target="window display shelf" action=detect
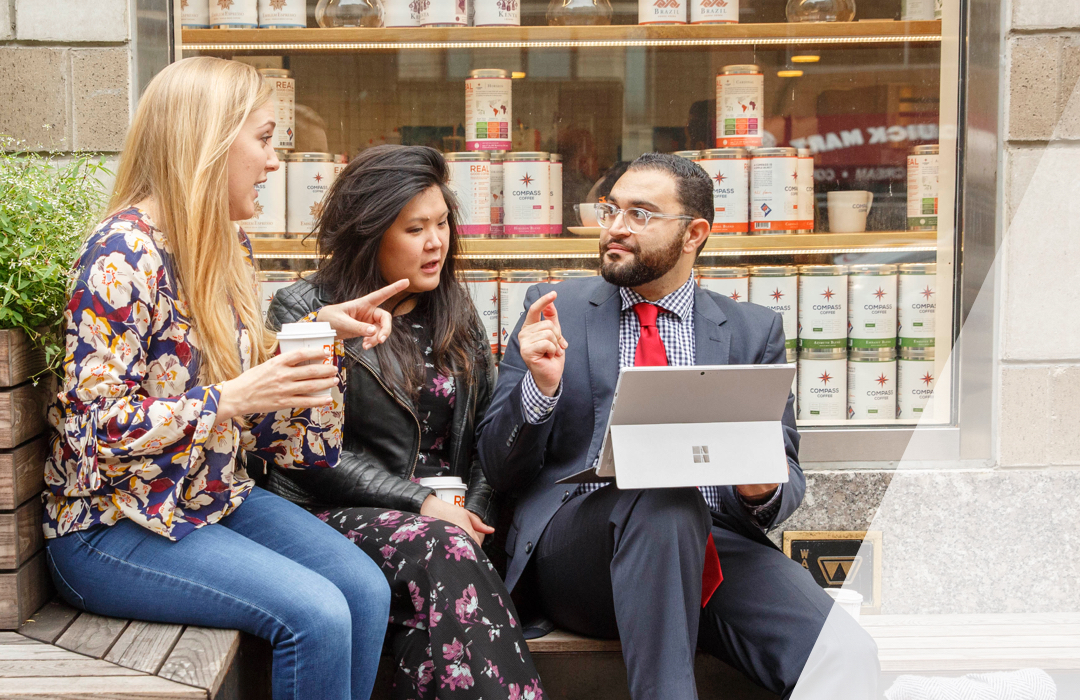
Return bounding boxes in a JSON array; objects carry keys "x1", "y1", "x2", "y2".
[
  {"x1": 249, "y1": 230, "x2": 936, "y2": 261},
  {"x1": 182, "y1": 20, "x2": 941, "y2": 53}
]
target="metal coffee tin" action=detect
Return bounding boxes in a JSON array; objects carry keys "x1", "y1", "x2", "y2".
[
  {"x1": 242, "y1": 153, "x2": 287, "y2": 236},
  {"x1": 549, "y1": 153, "x2": 563, "y2": 235},
  {"x1": 503, "y1": 152, "x2": 550, "y2": 238},
  {"x1": 692, "y1": 0, "x2": 738, "y2": 23},
  {"x1": 797, "y1": 147, "x2": 815, "y2": 233},
  {"x1": 640, "y1": 0, "x2": 687, "y2": 24},
  {"x1": 847, "y1": 264, "x2": 898, "y2": 349},
  {"x1": 445, "y1": 152, "x2": 491, "y2": 238},
  {"x1": 474, "y1": 0, "x2": 521, "y2": 26},
  {"x1": 697, "y1": 266, "x2": 748, "y2": 303},
  {"x1": 907, "y1": 144, "x2": 939, "y2": 231},
  {"x1": 181, "y1": 0, "x2": 211, "y2": 27},
  {"x1": 847, "y1": 347, "x2": 897, "y2": 420},
  {"x1": 421, "y1": 0, "x2": 469, "y2": 25},
  {"x1": 258, "y1": 68, "x2": 295, "y2": 151},
  {"x1": 797, "y1": 264, "x2": 847, "y2": 350},
  {"x1": 258, "y1": 0, "x2": 306, "y2": 27},
  {"x1": 716, "y1": 65, "x2": 763, "y2": 149},
  {"x1": 750, "y1": 147, "x2": 799, "y2": 234},
  {"x1": 210, "y1": 0, "x2": 257, "y2": 27},
  {"x1": 898, "y1": 262, "x2": 937, "y2": 347},
  {"x1": 460, "y1": 270, "x2": 500, "y2": 355},
  {"x1": 897, "y1": 345, "x2": 936, "y2": 419},
  {"x1": 797, "y1": 347, "x2": 847, "y2": 421},
  {"x1": 699, "y1": 148, "x2": 749, "y2": 234},
  {"x1": 384, "y1": 0, "x2": 421, "y2": 26},
  {"x1": 499, "y1": 270, "x2": 549, "y2": 354},
  {"x1": 489, "y1": 151, "x2": 506, "y2": 237},
  {"x1": 285, "y1": 152, "x2": 336, "y2": 235},
  {"x1": 749, "y1": 265, "x2": 798, "y2": 352},
  {"x1": 466, "y1": 69, "x2": 512, "y2": 152},
  {"x1": 258, "y1": 270, "x2": 300, "y2": 317}
]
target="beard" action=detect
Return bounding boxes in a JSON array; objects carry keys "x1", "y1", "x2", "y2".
[{"x1": 599, "y1": 228, "x2": 686, "y2": 288}]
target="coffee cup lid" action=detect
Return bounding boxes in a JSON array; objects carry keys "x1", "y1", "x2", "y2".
[
  {"x1": 277, "y1": 322, "x2": 336, "y2": 340},
  {"x1": 824, "y1": 588, "x2": 863, "y2": 605},
  {"x1": 418, "y1": 476, "x2": 467, "y2": 489}
]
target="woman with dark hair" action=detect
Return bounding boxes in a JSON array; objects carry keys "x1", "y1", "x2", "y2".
[{"x1": 266, "y1": 145, "x2": 544, "y2": 700}]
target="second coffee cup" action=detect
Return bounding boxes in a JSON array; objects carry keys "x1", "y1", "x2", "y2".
[
  {"x1": 277, "y1": 321, "x2": 337, "y2": 397},
  {"x1": 827, "y1": 190, "x2": 874, "y2": 233},
  {"x1": 419, "y1": 476, "x2": 468, "y2": 508}
]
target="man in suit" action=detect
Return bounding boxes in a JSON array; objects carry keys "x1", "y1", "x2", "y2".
[{"x1": 476, "y1": 153, "x2": 879, "y2": 700}]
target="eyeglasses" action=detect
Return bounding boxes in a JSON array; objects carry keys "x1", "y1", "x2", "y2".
[{"x1": 594, "y1": 202, "x2": 693, "y2": 234}]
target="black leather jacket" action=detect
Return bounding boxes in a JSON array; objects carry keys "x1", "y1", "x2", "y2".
[{"x1": 264, "y1": 278, "x2": 497, "y2": 524}]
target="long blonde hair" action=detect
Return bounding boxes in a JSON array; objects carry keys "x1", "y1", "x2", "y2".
[{"x1": 107, "y1": 57, "x2": 275, "y2": 384}]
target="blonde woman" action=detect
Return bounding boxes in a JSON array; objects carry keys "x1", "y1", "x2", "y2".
[{"x1": 42, "y1": 57, "x2": 405, "y2": 700}]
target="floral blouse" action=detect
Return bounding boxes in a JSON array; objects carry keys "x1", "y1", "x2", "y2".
[
  {"x1": 42, "y1": 208, "x2": 343, "y2": 541},
  {"x1": 404, "y1": 311, "x2": 457, "y2": 481}
]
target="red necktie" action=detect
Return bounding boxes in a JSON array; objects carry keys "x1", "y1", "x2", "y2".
[{"x1": 632, "y1": 302, "x2": 723, "y2": 607}]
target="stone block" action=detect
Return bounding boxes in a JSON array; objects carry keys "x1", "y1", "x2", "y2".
[
  {"x1": 1006, "y1": 35, "x2": 1062, "y2": 142},
  {"x1": 15, "y1": 0, "x2": 128, "y2": 42},
  {"x1": 0, "y1": 48, "x2": 70, "y2": 151},
  {"x1": 0, "y1": 1, "x2": 12, "y2": 41},
  {"x1": 71, "y1": 49, "x2": 130, "y2": 152},
  {"x1": 1004, "y1": 146, "x2": 1042, "y2": 227},
  {"x1": 1059, "y1": 38, "x2": 1080, "y2": 140},
  {"x1": 998, "y1": 365, "x2": 1050, "y2": 467},
  {"x1": 769, "y1": 470, "x2": 894, "y2": 547},
  {"x1": 1048, "y1": 366, "x2": 1080, "y2": 465},
  {"x1": 1011, "y1": 0, "x2": 1080, "y2": 30}
]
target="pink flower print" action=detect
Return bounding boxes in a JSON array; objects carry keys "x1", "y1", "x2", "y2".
[
  {"x1": 379, "y1": 544, "x2": 397, "y2": 561},
  {"x1": 417, "y1": 660, "x2": 434, "y2": 689},
  {"x1": 315, "y1": 511, "x2": 329, "y2": 522},
  {"x1": 455, "y1": 584, "x2": 481, "y2": 624},
  {"x1": 433, "y1": 374, "x2": 455, "y2": 398},
  {"x1": 442, "y1": 637, "x2": 464, "y2": 661},
  {"x1": 440, "y1": 661, "x2": 475, "y2": 691},
  {"x1": 509, "y1": 680, "x2": 544, "y2": 700},
  {"x1": 444, "y1": 530, "x2": 477, "y2": 561},
  {"x1": 373, "y1": 510, "x2": 405, "y2": 527},
  {"x1": 390, "y1": 519, "x2": 430, "y2": 542},
  {"x1": 429, "y1": 608, "x2": 443, "y2": 628},
  {"x1": 408, "y1": 581, "x2": 425, "y2": 614}
]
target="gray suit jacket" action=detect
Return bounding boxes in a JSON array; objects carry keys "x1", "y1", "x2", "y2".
[{"x1": 476, "y1": 275, "x2": 803, "y2": 592}]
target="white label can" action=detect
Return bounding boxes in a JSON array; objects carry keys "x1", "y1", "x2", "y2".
[
  {"x1": 489, "y1": 154, "x2": 505, "y2": 237},
  {"x1": 474, "y1": 0, "x2": 520, "y2": 25},
  {"x1": 750, "y1": 147, "x2": 800, "y2": 233},
  {"x1": 716, "y1": 65, "x2": 763, "y2": 148},
  {"x1": 259, "y1": 69, "x2": 295, "y2": 152},
  {"x1": 749, "y1": 266, "x2": 798, "y2": 352},
  {"x1": 466, "y1": 70, "x2": 512, "y2": 152},
  {"x1": 460, "y1": 270, "x2": 500, "y2": 355},
  {"x1": 897, "y1": 347, "x2": 936, "y2": 419},
  {"x1": 797, "y1": 148, "x2": 815, "y2": 232},
  {"x1": 898, "y1": 262, "x2": 936, "y2": 347},
  {"x1": 549, "y1": 155, "x2": 563, "y2": 235},
  {"x1": 499, "y1": 270, "x2": 548, "y2": 354},
  {"x1": 847, "y1": 349, "x2": 897, "y2": 420},
  {"x1": 258, "y1": 271, "x2": 300, "y2": 318},
  {"x1": 847, "y1": 265, "x2": 897, "y2": 349},
  {"x1": 901, "y1": 0, "x2": 935, "y2": 20},
  {"x1": 286, "y1": 153, "x2": 336, "y2": 235},
  {"x1": 503, "y1": 153, "x2": 550, "y2": 237},
  {"x1": 639, "y1": 0, "x2": 686, "y2": 24},
  {"x1": 797, "y1": 349, "x2": 847, "y2": 420},
  {"x1": 210, "y1": 0, "x2": 258, "y2": 27},
  {"x1": 699, "y1": 148, "x2": 748, "y2": 234},
  {"x1": 420, "y1": 0, "x2": 469, "y2": 26},
  {"x1": 384, "y1": 0, "x2": 421, "y2": 25},
  {"x1": 907, "y1": 145, "x2": 938, "y2": 231},
  {"x1": 697, "y1": 267, "x2": 748, "y2": 303},
  {"x1": 242, "y1": 159, "x2": 286, "y2": 235},
  {"x1": 258, "y1": 0, "x2": 306, "y2": 26},
  {"x1": 798, "y1": 265, "x2": 847, "y2": 350},
  {"x1": 181, "y1": 0, "x2": 211, "y2": 27},
  {"x1": 446, "y1": 153, "x2": 491, "y2": 238},
  {"x1": 691, "y1": 0, "x2": 738, "y2": 24}
]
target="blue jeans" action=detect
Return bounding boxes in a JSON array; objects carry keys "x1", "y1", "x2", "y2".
[{"x1": 46, "y1": 486, "x2": 391, "y2": 700}]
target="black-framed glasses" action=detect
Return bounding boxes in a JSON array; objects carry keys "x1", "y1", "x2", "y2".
[{"x1": 594, "y1": 202, "x2": 693, "y2": 234}]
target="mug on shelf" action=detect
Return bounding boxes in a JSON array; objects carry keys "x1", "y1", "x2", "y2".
[
  {"x1": 827, "y1": 190, "x2": 874, "y2": 233},
  {"x1": 577, "y1": 203, "x2": 599, "y2": 227}
]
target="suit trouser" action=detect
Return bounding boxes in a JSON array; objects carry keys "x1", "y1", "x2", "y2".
[{"x1": 532, "y1": 485, "x2": 880, "y2": 700}]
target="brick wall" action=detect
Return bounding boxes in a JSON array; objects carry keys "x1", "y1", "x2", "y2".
[{"x1": 0, "y1": 0, "x2": 132, "y2": 153}]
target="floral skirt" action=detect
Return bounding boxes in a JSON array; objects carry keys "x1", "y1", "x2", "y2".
[{"x1": 314, "y1": 507, "x2": 544, "y2": 700}]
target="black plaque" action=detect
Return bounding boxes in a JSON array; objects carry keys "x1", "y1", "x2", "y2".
[{"x1": 783, "y1": 531, "x2": 882, "y2": 613}]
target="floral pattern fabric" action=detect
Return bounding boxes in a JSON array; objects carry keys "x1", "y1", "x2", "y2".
[
  {"x1": 403, "y1": 312, "x2": 456, "y2": 480},
  {"x1": 43, "y1": 207, "x2": 343, "y2": 541},
  {"x1": 316, "y1": 507, "x2": 544, "y2": 700}
]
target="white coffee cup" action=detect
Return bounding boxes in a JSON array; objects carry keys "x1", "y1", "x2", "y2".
[
  {"x1": 827, "y1": 191, "x2": 874, "y2": 233},
  {"x1": 824, "y1": 588, "x2": 863, "y2": 620},
  {"x1": 419, "y1": 476, "x2": 468, "y2": 508},
  {"x1": 276, "y1": 321, "x2": 337, "y2": 397},
  {"x1": 577, "y1": 202, "x2": 599, "y2": 227}
]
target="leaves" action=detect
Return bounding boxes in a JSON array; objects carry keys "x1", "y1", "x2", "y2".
[{"x1": 0, "y1": 136, "x2": 110, "y2": 376}]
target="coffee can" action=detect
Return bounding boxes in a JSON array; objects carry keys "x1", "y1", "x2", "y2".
[
  {"x1": 549, "y1": 153, "x2": 563, "y2": 236},
  {"x1": 898, "y1": 262, "x2": 936, "y2": 348},
  {"x1": 384, "y1": 0, "x2": 421, "y2": 25},
  {"x1": 474, "y1": 0, "x2": 520, "y2": 26},
  {"x1": 901, "y1": 0, "x2": 935, "y2": 20},
  {"x1": 258, "y1": 69, "x2": 295, "y2": 151},
  {"x1": 210, "y1": 0, "x2": 257, "y2": 27},
  {"x1": 897, "y1": 346, "x2": 936, "y2": 419},
  {"x1": 691, "y1": 0, "x2": 738, "y2": 23},
  {"x1": 181, "y1": 0, "x2": 211, "y2": 27},
  {"x1": 460, "y1": 270, "x2": 500, "y2": 355},
  {"x1": 749, "y1": 266, "x2": 798, "y2": 353},
  {"x1": 499, "y1": 270, "x2": 549, "y2": 354},
  {"x1": 421, "y1": 0, "x2": 469, "y2": 26},
  {"x1": 639, "y1": 0, "x2": 686, "y2": 24},
  {"x1": 797, "y1": 347, "x2": 847, "y2": 421},
  {"x1": 798, "y1": 264, "x2": 847, "y2": 350},
  {"x1": 242, "y1": 155, "x2": 287, "y2": 236},
  {"x1": 699, "y1": 148, "x2": 749, "y2": 234},
  {"x1": 847, "y1": 264, "x2": 897, "y2": 349},
  {"x1": 285, "y1": 152, "x2": 336, "y2": 235},
  {"x1": 446, "y1": 152, "x2": 491, "y2": 238},
  {"x1": 715, "y1": 65, "x2": 763, "y2": 148},
  {"x1": 907, "y1": 144, "x2": 939, "y2": 231},
  {"x1": 750, "y1": 147, "x2": 800, "y2": 233},
  {"x1": 697, "y1": 266, "x2": 748, "y2": 303},
  {"x1": 503, "y1": 152, "x2": 550, "y2": 237},
  {"x1": 489, "y1": 152, "x2": 506, "y2": 236},
  {"x1": 847, "y1": 347, "x2": 897, "y2": 420},
  {"x1": 797, "y1": 147, "x2": 815, "y2": 232},
  {"x1": 550, "y1": 268, "x2": 597, "y2": 282},
  {"x1": 672, "y1": 150, "x2": 702, "y2": 161},
  {"x1": 466, "y1": 69, "x2": 512, "y2": 153},
  {"x1": 258, "y1": 0, "x2": 306, "y2": 27},
  {"x1": 258, "y1": 270, "x2": 300, "y2": 318}
]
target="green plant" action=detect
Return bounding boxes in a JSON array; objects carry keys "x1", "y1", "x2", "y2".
[{"x1": 0, "y1": 138, "x2": 111, "y2": 376}]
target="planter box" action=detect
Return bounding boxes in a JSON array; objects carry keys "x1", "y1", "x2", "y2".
[
  {"x1": 0, "y1": 329, "x2": 46, "y2": 389},
  {"x1": 0, "y1": 499, "x2": 44, "y2": 571},
  {"x1": 0, "y1": 438, "x2": 46, "y2": 511},
  {"x1": 0, "y1": 550, "x2": 50, "y2": 629},
  {"x1": 0, "y1": 382, "x2": 51, "y2": 450}
]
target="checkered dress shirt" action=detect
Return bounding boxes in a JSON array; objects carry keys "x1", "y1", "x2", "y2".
[{"x1": 519, "y1": 274, "x2": 783, "y2": 527}]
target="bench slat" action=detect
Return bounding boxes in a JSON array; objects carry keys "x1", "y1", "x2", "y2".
[
  {"x1": 0, "y1": 658, "x2": 146, "y2": 677},
  {"x1": 0, "y1": 674, "x2": 207, "y2": 698},
  {"x1": 158, "y1": 626, "x2": 241, "y2": 695},
  {"x1": 56, "y1": 612, "x2": 129, "y2": 659},
  {"x1": 0, "y1": 644, "x2": 90, "y2": 660},
  {"x1": 527, "y1": 630, "x2": 622, "y2": 654},
  {"x1": 106, "y1": 620, "x2": 186, "y2": 675},
  {"x1": 19, "y1": 600, "x2": 81, "y2": 643}
]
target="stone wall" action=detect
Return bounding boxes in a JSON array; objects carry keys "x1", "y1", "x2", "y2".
[{"x1": 0, "y1": 0, "x2": 132, "y2": 152}]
